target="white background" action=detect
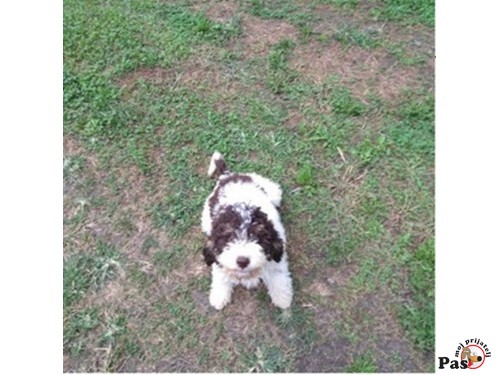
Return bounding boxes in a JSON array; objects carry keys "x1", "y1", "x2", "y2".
[{"x1": 436, "y1": 0, "x2": 500, "y2": 373}]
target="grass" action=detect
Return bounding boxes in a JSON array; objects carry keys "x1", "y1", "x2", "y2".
[
  {"x1": 64, "y1": 0, "x2": 434, "y2": 372},
  {"x1": 344, "y1": 353, "x2": 377, "y2": 372},
  {"x1": 63, "y1": 241, "x2": 121, "y2": 309},
  {"x1": 333, "y1": 25, "x2": 382, "y2": 49},
  {"x1": 371, "y1": 0, "x2": 435, "y2": 27},
  {"x1": 399, "y1": 238, "x2": 435, "y2": 351}
]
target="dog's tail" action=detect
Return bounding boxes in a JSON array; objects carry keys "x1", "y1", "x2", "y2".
[{"x1": 208, "y1": 151, "x2": 230, "y2": 178}]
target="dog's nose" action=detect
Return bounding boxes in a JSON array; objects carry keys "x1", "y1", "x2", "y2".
[
  {"x1": 476, "y1": 356, "x2": 482, "y2": 362},
  {"x1": 236, "y1": 256, "x2": 250, "y2": 269}
]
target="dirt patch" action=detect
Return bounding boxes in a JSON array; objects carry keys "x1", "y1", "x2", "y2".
[
  {"x1": 294, "y1": 258, "x2": 429, "y2": 373},
  {"x1": 325, "y1": 263, "x2": 359, "y2": 288},
  {"x1": 311, "y1": 2, "x2": 434, "y2": 58},
  {"x1": 116, "y1": 48, "x2": 254, "y2": 112},
  {"x1": 238, "y1": 16, "x2": 298, "y2": 58},
  {"x1": 63, "y1": 136, "x2": 179, "y2": 279},
  {"x1": 290, "y1": 40, "x2": 421, "y2": 100},
  {"x1": 198, "y1": 0, "x2": 239, "y2": 24},
  {"x1": 194, "y1": 1, "x2": 298, "y2": 58},
  {"x1": 116, "y1": 67, "x2": 178, "y2": 89},
  {"x1": 306, "y1": 263, "x2": 358, "y2": 298},
  {"x1": 64, "y1": 135, "x2": 209, "y2": 372},
  {"x1": 283, "y1": 1, "x2": 434, "y2": 101},
  {"x1": 179, "y1": 55, "x2": 245, "y2": 96},
  {"x1": 295, "y1": 336, "x2": 351, "y2": 371},
  {"x1": 352, "y1": 292, "x2": 428, "y2": 372},
  {"x1": 283, "y1": 109, "x2": 304, "y2": 131},
  {"x1": 154, "y1": 357, "x2": 193, "y2": 372},
  {"x1": 385, "y1": 206, "x2": 403, "y2": 237}
]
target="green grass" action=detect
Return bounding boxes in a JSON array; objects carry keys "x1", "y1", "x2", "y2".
[
  {"x1": 399, "y1": 238, "x2": 435, "y2": 351},
  {"x1": 371, "y1": 0, "x2": 435, "y2": 27},
  {"x1": 320, "y1": 0, "x2": 360, "y2": 9},
  {"x1": 64, "y1": 0, "x2": 434, "y2": 371},
  {"x1": 344, "y1": 353, "x2": 377, "y2": 372},
  {"x1": 333, "y1": 25, "x2": 382, "y2": 49}
]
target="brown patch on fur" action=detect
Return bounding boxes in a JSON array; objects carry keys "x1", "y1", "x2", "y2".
[
  {"x1": 248, "y1": 207, "x2": 283, "y2": 262},
  {"x1": 203, "y1": 201, "x2": 283, "y2": 266},
  {"x1": 218, "y1": 173, "x2": 253, "y2": 188},
  {"x1": 203, "y1": 205, "x2": 243, "y2": 265}
]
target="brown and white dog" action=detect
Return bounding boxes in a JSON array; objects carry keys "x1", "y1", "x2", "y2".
[{"x1": 201, "y1": 152, "x2": 293, "y2": 310}]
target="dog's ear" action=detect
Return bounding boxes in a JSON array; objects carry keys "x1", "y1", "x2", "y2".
[
  {"x1": 202, "y1": 241, "x2": 216, "y2": 266},
  {"x1": 249, "y1": 209, "x2": 284, "y2": 263},
  {"x1": 461, "y1": 348, "x2": 470, "y2": 360}
]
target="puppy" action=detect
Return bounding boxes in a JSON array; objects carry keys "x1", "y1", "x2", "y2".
[{"x1": 201, "y1": 152, "x2": 293, "y2": 310}]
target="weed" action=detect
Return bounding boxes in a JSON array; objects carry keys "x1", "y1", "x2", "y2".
[
  {"x1": 320, "y1": 0, "x2": 360, "y2": 9},
  {"x1": 295, "y1": 162, "x2": 314, "y2": 187},
  {"x1": 388, "y1": 42, "x2": 429, "y2": 66},
  {"x1": 352, "y1": 135, "x2": 390, "y2": 167},
  {"x1": 330, "y1": 87, "x2": 365, "y2": 116},
  {"x1": 344, "y1": 353, "x2": 378, "y2": 372},
  {"x1": 267, "y1": 39, "x2": 298, "y2": 93},
  {"x1": 334, "y1": 25, "x2": 382, "y2": 49},
  {"x1": 244, "y1": 345, "x2": 292, "y2": 372}
]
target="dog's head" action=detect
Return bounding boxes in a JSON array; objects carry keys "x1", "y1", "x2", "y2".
[
  {"x1": 461, "y1": 347, "x2": 483, "y2": 363},
  {"x1": 203, "y1": 204, "x2": 284, "y2": 277}
]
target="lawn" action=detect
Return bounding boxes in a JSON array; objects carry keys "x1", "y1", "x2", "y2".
[{"x1": 63, "y1": 0, "x2": 434, "y2": 371}]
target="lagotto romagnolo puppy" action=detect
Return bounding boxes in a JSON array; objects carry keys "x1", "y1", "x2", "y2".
[{"x1": 201, "y1": 152, "x2": 293, "y2": 310}]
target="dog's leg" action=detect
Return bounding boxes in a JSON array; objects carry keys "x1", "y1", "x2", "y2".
[
  {"x1": 262, "y1": 263, "x2": 293, "y2": 309},
  {"x1": 209, "y1": 266, "x2": 233, "y2": 310}
]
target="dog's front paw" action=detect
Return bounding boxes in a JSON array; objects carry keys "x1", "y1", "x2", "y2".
[
  {"x1": 271, "y1": 291, "x2": 293, "y2": 309},
  {"x1": 264, "y1": 272, "x2": 293, "y2": 309},
  {"x1": 209, "y1": 288, "x2": 232, "y2": 310}
]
